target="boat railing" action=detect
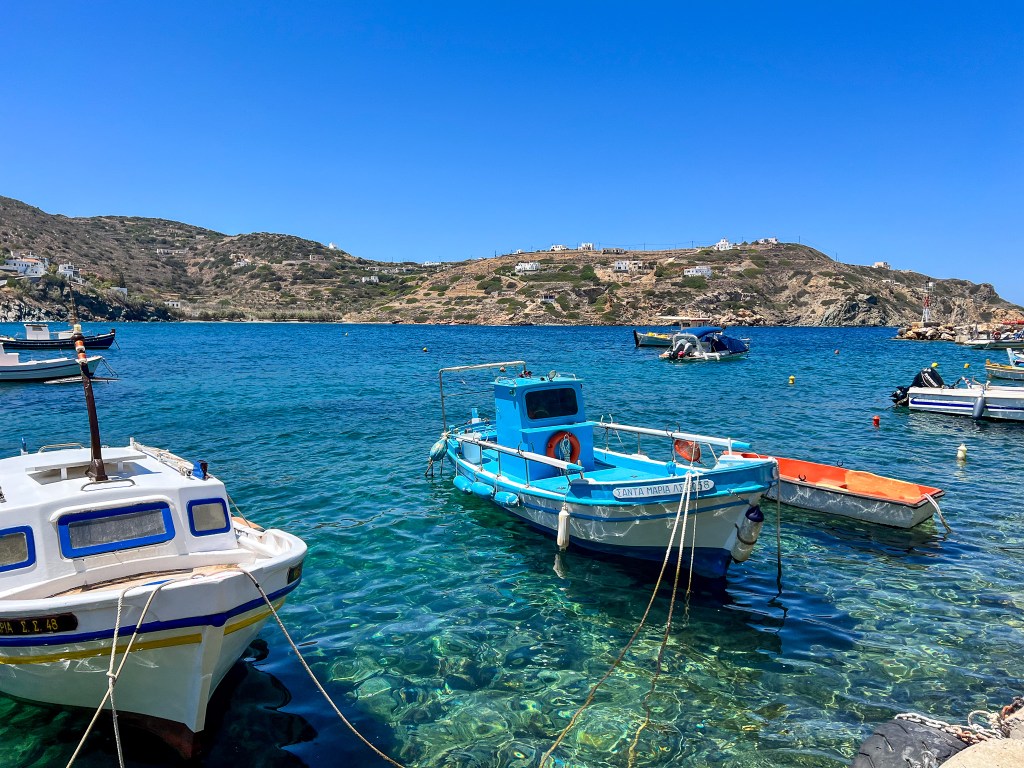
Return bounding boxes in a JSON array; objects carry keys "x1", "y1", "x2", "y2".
[
  {"x1": 455, "y1": 434, "x2": 584, "y2": 484},
  {"x1": 594, "y1": 421, "x2": 751, "y2": 454},
  {"x1": 438, "y1": 360, "x2": 527, "y2": 431},
  {"x1": 38, "y1": 442, "x2": 87, "y2": 453}
]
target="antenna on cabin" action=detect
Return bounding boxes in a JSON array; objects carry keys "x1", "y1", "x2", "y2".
[{"x1": 71, "y1": 327, "x2": 107, "y2": 481}]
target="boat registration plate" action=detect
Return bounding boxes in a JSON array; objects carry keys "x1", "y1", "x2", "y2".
[
  {"x1": 0, "y1": 613, "x2": 78, "y2": 636},
  {"x1": 613, "y1": 479, "x2": 715, "y2": 499}
]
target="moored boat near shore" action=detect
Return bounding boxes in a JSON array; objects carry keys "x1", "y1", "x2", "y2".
[
  {"x1": 986, "y1": 349, "x2": 1024, "y2": 382},
  {"x1": 433, "y1": 361, "x2": 776, "y2": 579},
  {"x1": 892, "y1": 367, "x2": 1024, "y2": 421},
  {"x1": 0, "y1": 332, "x2": 307, "y2": 757},
  {"x1": 658, "y1": 326, "x2": 750, "y2": 362},
  {"x1": 0, "y1": 323, "x2": 117, "y2": 351},
  {"x1": 0, "y1": 345, "x2": 102, "y2": 382}
]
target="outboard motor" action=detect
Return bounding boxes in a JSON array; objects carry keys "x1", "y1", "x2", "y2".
[
  {"x1": 911, "y1": 367, "x2": 945, "y2": 389},
  {"x1": 891, "y1": 367, "x2": 945, "y2": 406}
]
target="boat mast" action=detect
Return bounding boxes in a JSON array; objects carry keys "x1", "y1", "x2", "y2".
[
  {"x1": 65, "y1": 281, "x2": 79, "y2": 325},
  {"x1": 72, "y1": 328, "x2": 107, "y2": 481}
]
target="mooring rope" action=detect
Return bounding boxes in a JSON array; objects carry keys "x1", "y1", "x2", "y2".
[
  {"x1": 65, "y1": 580, "x2": 178, "y2": 768},
  {"x1": 539, "y1": 469, "x2": 697, "y2": 768},
  {"x1": 235, "y1": 569, "x2": 406, "y2": 768},
  {"x1": 626, "y1": 468, "x2": 697, "y2": 768},
  {"x1": 925, "y1": 492, "x2": 952, "y2": 533}
]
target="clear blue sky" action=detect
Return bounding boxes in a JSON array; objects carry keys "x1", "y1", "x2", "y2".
[{"x1": 3, "y1": 2, "x2": 1022, "y2": 303}]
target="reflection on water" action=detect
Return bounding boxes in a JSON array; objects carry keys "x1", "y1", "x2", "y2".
[{"x1": 1, "y1": 323, "x2": 1022, "y2": 767}]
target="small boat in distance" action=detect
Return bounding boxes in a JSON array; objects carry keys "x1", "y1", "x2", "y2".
[
  {"x1": 633, "y1": 315, "x2": 714, "y2": 347},
  {"x1": 0, "y1": 344, "x2": 102, "y2": 382},
  {"x1": 955, "y1": 324, "x2": 1024, "y2": 350},
  {"x1": 0, "y1": 322, "x2": 117, "y2": 350},
  {"x1": 892, "y1": 367, "x2": 1024, "y2": 421},
  {"x1": 659, "y1": 326, "x2": 750, "y2": 362},
  {"x1": 433, "y1": 361, "x2": 776, "y2": 580},
  {"x1": 729, "y1": 452, "x2": 944, "y2": 528},
  {"x1": 986, "y1": 349, "x2": 1024, "y2": 382},
  {"x1": 0, "y1": 330, "x2": 307, "y2": 757}
]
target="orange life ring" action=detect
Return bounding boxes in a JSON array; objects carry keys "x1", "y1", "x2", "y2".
[
  {"x1": 673, "y1": 439, "x2": 701, "y2": 463},
  {"x1": 546, "y1": 431, "x2": 581, "y2": 464}
]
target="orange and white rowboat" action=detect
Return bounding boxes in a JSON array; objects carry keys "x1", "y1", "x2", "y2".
[{"x1": 730, "y1": 453, "x2": 944, "y2": 528}]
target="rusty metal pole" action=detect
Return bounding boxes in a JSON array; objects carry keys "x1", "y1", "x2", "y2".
[{"x1": 72, "y1": 325, "x2": 107, "y2": 481}]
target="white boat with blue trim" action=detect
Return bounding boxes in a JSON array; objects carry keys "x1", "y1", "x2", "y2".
[
  {"x1": 0, "y1": 344, "x2": 102, "y2": 382},
  {"x1": 0, "y1": 334, "x2": 306, "y2": 756},
  {"x1": 892, "y1": 366, "x2": 1024, "y2": 422},
  {"x1": 433, "y1": 361, "x2": 777, "y2": 580}
]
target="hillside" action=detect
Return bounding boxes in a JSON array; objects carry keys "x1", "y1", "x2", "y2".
[{"x1": 1, "y1": 196, "x2": 1020, "y2": 326}]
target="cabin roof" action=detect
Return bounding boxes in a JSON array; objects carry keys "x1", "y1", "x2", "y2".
[{"x1": 0, "y1": 446, "x2": 222, "y2": 511}]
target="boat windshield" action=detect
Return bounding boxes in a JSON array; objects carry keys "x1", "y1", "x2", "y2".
[{"x1": 525, "y1": 388, "x2": 578, "y2": 420}]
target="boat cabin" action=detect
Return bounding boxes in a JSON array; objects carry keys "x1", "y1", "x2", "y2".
[
  {"x1": 492, "y1": 372, "x2": 596, "y2": 480},
  {"x1": 0, "y1": 445, "x2": 239, "y2": 597}
]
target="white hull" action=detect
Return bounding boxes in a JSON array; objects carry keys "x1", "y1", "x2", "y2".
[
  {"x1": 0, "y1": 356, "x2": 102, "y2": 382},
  {"x1": 0, "y1": 537, "x2": 303, "y2": 731},
  {"x1": 766, "y1": 482, "x2": 935, "y2": 528},
  {"x1": 906, "y1": 384, "x2": 1024, "y2": 421}
]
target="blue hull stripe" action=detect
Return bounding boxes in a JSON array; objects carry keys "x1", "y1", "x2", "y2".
[
  {"x1": 517, "y1": 497, "x2": 743, "y2": 522},
  {"x1": 0, "y1": 579, "x2": 301, "y2": 649}
]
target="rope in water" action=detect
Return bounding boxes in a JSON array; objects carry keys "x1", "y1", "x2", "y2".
[
  {"x1": 65, "y1": 580, "x2": 178, "y2": 768},
  {"x1": 539, "y1": 470, "x2": 698, "y2": 768},
  {"x1": 925, "y1": 492, "x2": 952, "y2": 533},
  {"x1": 65, "y1": 564, "x2": 405, "y2": 768},
  {"x1": 236, "y1": 569, "x2": 407, "y2": 768},
  {"x1": 626, "y1": 466, "x2": 698, "y2": 768}
]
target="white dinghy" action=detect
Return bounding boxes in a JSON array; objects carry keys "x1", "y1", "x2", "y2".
[{"x1": 0, "y1": 333, "x2": 306, "y2": 757}]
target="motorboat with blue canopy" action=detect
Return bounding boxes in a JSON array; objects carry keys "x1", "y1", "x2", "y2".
[
  {"x1": 431, "y1": 361, "x2": 777, "y2": 580},
  {"x1": 659, "y1": 326, "x2": 750, "y2": 362}
]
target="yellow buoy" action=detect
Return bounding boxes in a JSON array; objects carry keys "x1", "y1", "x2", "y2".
[
  {"x1": 931, "y1": 362, "x2": 939, "y2": 368},
  {"x1": 956, "y1": 443, "x2": 968, "y2": 462},
  {"x1": 963, "y1": 363, "x2": 970, "y2": 369},
  {"x1": 788, "y1": 375, "x2": 795, "y2": 385},
  {"x1": 422, "y1": 347, "x2": 428, "y2": 352}
]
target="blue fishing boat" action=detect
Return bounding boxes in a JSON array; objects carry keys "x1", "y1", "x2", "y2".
[
  {"x1": 658, "y1": 326, "x2": 750, "y2": 361},
  {"x1": 432, "y1": 361, "x2": 777, "y2": 579}
]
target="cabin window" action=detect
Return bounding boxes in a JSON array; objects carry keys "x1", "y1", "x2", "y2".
[
  {"x1": 0, "y1": 527, "x2": 34, "y2": 572},
  {"x1": 58, "y1": 502, "x2": 175, "y2": 558},
  {"x1": 188, "y1": 498, "x2": 230, "y2": 536},
  {"x1": 525, "y1": 388, "x2": 578, "y2": 420}
]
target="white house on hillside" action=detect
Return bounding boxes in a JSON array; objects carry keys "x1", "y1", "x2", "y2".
[
  {"x1": 684, "y1": 266, "x2": 713, "y2": 278},
  {"x1": 578, "y1": 242, "x2": 594, "y2": 251},
  {"x1": 515, "y1": 261, "x2": 540, "y2": 273},
  {"x1": 873, "y1": 261, "x2": 891, "y2": 269},
  {"x1": 713, "y1": 238, "x2": 732, "y2": 251},
  {"x1": 5, "y1": 253, "x2": 49, "y2": 277},
  {"x1": 550, "y1": 244, "x2": 568, "y2": 252}
]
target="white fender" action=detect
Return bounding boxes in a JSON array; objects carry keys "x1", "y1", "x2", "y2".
[{"x1": 557, "y1": 507, "x2": 571, "y2": 550}]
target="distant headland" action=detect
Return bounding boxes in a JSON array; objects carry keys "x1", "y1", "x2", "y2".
[{"x1": 1, "y1": 195, "x2": 1020, "y2": 326}]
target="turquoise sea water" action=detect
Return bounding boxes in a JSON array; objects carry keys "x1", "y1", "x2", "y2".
[{"x1": 1, "y1": 322, "x2": 1022, "y2": 768}]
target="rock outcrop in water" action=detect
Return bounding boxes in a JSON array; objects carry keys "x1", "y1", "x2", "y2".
[{"x1": 1, "y1": 195, "x2": 1020, "y2": 326}]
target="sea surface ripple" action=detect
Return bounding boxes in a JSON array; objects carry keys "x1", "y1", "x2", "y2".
[{"x1": 1, "y1": 322, "x2": 1021, "y2": 767}]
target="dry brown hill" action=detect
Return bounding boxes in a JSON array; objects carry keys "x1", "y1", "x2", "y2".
[{"x1": 1, "y1": 196, "x2": 1019, "y2": 325}]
